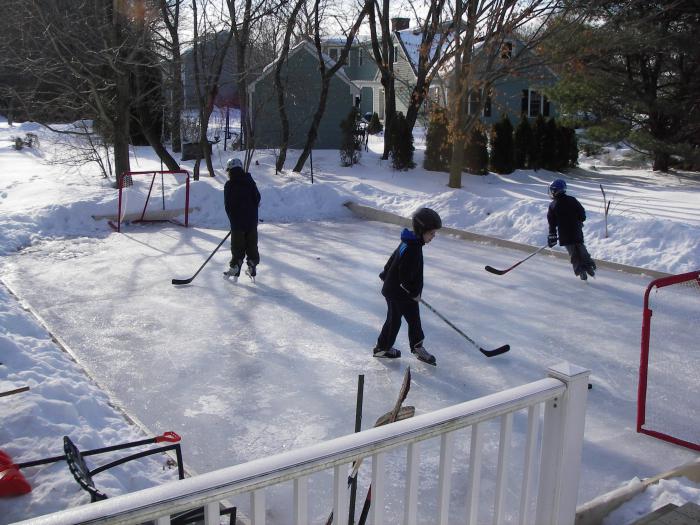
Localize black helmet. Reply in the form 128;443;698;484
412;207;442;236
549;178;567;197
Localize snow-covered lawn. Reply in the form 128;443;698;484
1;116;698;523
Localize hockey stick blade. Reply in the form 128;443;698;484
479;344;510;357
171;278;193;285
484;245;548;276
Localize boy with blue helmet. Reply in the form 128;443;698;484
547;179;596;280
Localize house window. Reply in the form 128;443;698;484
468;90;491;117
329;48;338;61
500;42;513;60
529;90;541;117
484;95;492;117
468;91;480;115
393;45;399;63
523;89;550;118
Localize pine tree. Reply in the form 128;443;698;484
464;124;489;175
424;107;451;172
367;112;383;134
389;112;415;170
489;114;515;174
339;107;361;167
531;114;547;171
541;118;558;171
514;115;533;169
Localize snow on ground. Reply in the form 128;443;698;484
0;115;699;524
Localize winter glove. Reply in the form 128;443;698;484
547;233;558;248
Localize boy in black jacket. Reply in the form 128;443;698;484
374;208;442;365
224;158;261;282
547;178;596;280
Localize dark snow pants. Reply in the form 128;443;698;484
377;297;425;351
565;243;595;276
229;228;260;272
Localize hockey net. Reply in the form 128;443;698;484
109;170;191;232
637;270;700;451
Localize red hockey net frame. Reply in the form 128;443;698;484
115;170;190;232
637;270;700;451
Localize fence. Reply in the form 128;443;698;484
13;362;590;525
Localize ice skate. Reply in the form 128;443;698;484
373;347;401;359
223;264;240;282
411;345;436;366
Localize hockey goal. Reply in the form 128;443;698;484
637;270;700;451
104;170;192;232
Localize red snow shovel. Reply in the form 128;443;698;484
0;431;181;498
0;451;31;497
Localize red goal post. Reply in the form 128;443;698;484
114;170;191;232
637;270;700;451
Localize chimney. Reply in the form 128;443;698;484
391;17;410;31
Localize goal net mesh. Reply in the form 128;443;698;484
638;271;699;451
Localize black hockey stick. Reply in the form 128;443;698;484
420;299;509;357
171;231;231;285
484;245;548;276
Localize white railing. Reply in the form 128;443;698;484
13;362;590;525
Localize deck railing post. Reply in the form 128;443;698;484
535;362;590;525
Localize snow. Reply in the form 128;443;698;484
1;114;699;524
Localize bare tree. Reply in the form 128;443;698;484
158;0;186;153
446;0;583;188
291;0;368;173
273;0;306;171
366;0;397;160
0;0;180;184
191;0;235;179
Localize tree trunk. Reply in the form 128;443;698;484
171;46;184;153
292;80;330;172
652;151;670;171
112;0;131;186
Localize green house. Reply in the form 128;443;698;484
443;37;559;126
249;41;360;149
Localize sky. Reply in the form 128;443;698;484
0;115;699;524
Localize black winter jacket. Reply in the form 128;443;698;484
380;228;424;300
547;194;586;245
224;167;261;231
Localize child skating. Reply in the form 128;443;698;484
374;207;442;365
547;178;596;280
223;158;261;282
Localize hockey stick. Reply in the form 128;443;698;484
171;231;231;285
420;299;509;357
326;368;413;525
484;244;548;275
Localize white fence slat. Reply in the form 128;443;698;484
203;502;219;525
293;476;308;525
437;431;456;525
250;490;265;525
493;413;513;525
370;452;387;525
465;423;484;524
333;465;349;525
519;404;541;525
404;442;420;525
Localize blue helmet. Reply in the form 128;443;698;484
549;179;567;197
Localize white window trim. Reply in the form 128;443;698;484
528;89;546;118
